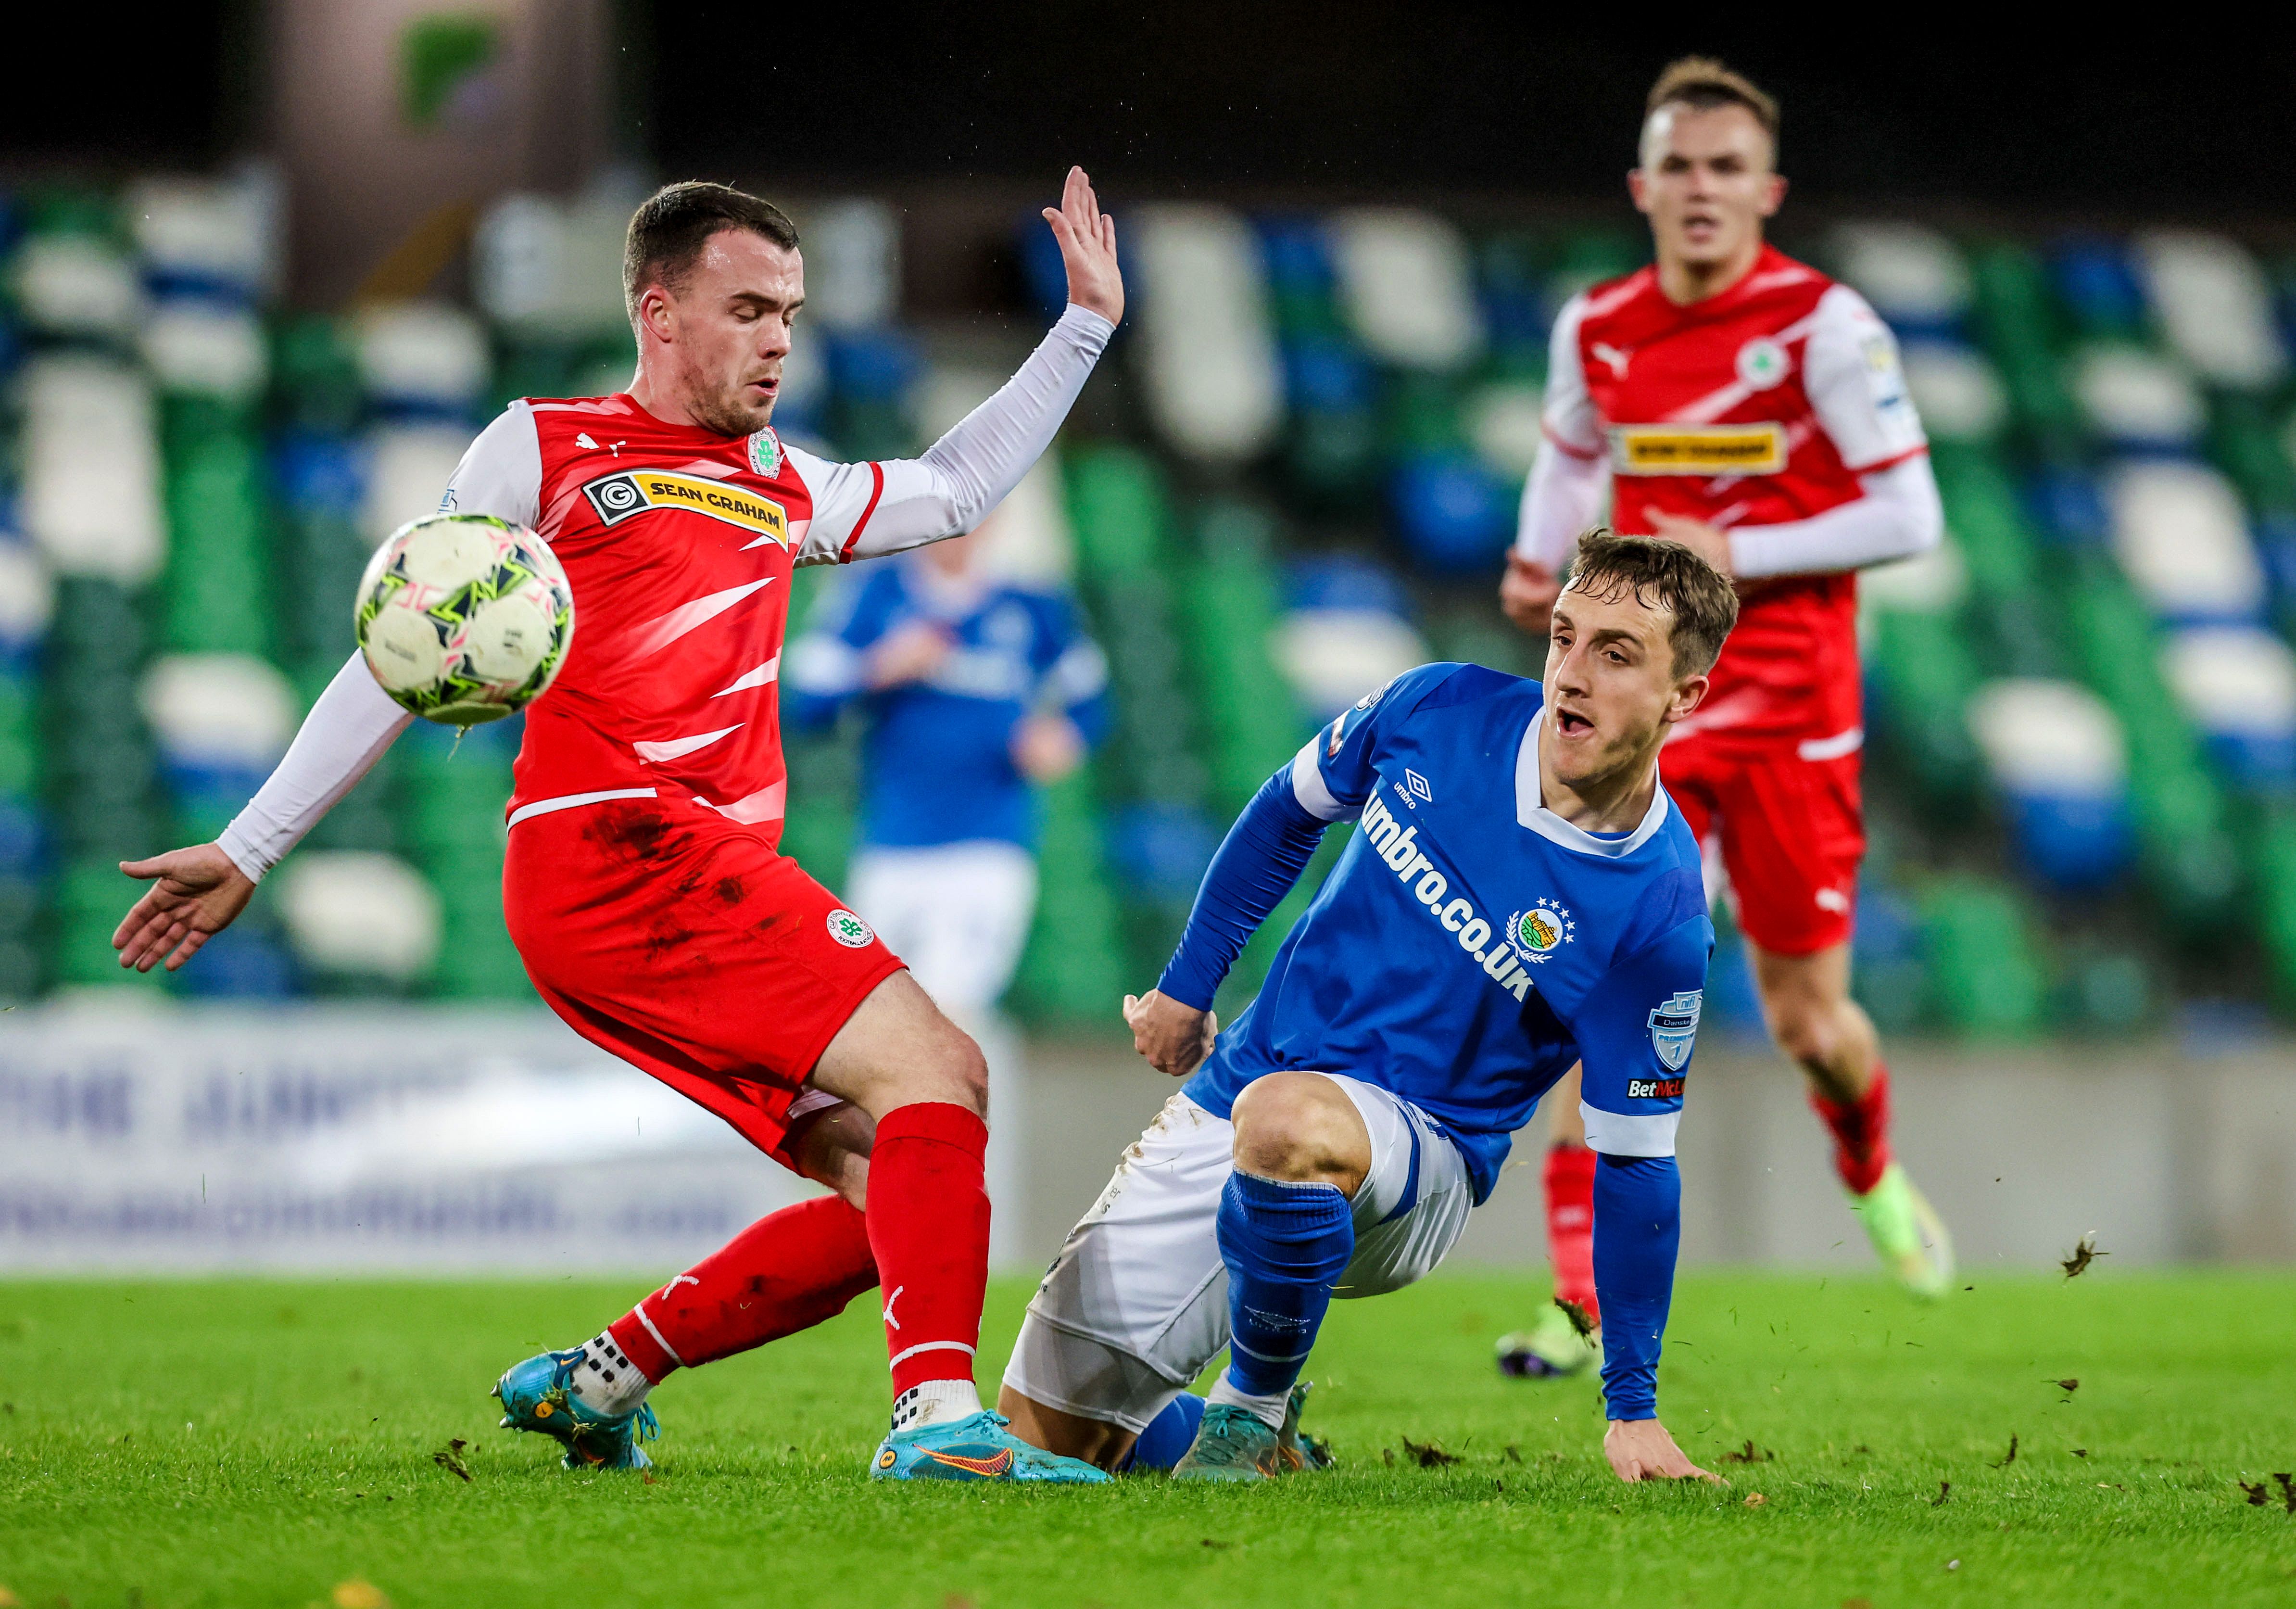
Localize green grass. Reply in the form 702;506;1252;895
2;1271;2293;1607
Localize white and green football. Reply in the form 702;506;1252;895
355;513;575;726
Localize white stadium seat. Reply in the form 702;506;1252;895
20;358;166;585
127;172;282;300
1330;208;1486;371
1900;341;2007;442
1860;529;1969;616
1968;677;2127;796
1464;380;1547;478
1272;607;1431;722
971;457;1076;586
357;302;490;413
2135;231;2289;391
2071;344;2205;450
798;198;901;330
0;542;53;651
13;235;143;341
2160;625;2296;779
474;192;633;336
2107;460;2265;621
1829;222;1972;329
362;424;476;544
1131;205;1284;463
141;304;270;403
277;851;443;984
139;653;299;771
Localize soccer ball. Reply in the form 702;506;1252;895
355;514;575;726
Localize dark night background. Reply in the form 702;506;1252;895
8;4;2295;218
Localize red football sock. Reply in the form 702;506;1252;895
1543;1142;1600;1326
1811;1065;1893;1197
865;1102;991;1395
607;1195;879;1381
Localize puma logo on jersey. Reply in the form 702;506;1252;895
576;433;626;456
1591;342;1633;378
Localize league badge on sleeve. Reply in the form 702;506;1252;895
1647;990;1703;1071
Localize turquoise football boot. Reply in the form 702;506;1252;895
492;1348;661;1471
1280;1381;1334;1472
870;1411;1110;1483
1172;1403;1287;1482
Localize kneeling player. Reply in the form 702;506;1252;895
997;533;1735;1482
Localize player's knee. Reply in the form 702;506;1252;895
924;1029;991;1118
1764;994;1838;1069
1230;1072;1364;1186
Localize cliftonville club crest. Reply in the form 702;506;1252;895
1508;900;1576;964
747;426;784;478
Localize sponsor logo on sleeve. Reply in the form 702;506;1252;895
1648;989;1703;1071
1609;423;1787;476
1627;1076;1687;1099
580;469;790;546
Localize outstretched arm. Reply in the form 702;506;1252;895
795;167;1124;567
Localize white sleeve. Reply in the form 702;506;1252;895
1801;284;1927;473
1512;293;1609;568
215;653;415;882
442;400;544;527
1726;454;1944;578
790;304;1115;566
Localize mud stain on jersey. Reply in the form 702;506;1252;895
585;806;679;864
714;877;745;907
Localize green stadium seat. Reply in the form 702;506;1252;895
1919;878;2045;1037
1008;769;1127;1026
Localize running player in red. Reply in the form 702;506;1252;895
110;170;1125;1483
1497;60;1952;1376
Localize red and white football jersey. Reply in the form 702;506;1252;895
444;396;893;842
1543;245;1927;750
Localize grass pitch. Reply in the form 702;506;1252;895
2;1270;2292;1607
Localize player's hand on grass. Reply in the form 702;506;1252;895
114;844;256;973
1044;166;1123;327
1603;1417;1720;1483
1644;510;1736;578
1499;554;1563;635
1123;989;1217;1078
864;621;955;689
1011;712;1085;783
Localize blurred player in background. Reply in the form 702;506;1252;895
785;505;1109;1262
1498;58;1951;1377
112;169;1124;1484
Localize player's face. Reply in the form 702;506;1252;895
643;229;805;437
1629;103;1784;274
1543;582;1707;785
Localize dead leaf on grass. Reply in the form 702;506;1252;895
1554;1297;1595;1340
2061;1235;2107;1279
1721;1440;1774;1465
2240;1479;2271;1507
332;1583;391;1609
2277;1472;2296;1514
1992;1433;2019;1469
2071;1448;2088;1458
1743;1493;1766;1508
431;1439;472;1483
1503;1444;1522;1463
1930;1480;1951;1506
2046;1378;2080;1396
1400;1437;1461;1468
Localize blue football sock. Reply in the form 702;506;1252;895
1121;1391;1208;1472
1216;1169;1354;1406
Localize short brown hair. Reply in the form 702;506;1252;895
1566;529;1740;677
1645;56;1779;148
623;181;801;320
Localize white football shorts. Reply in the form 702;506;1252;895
845;840;1039;1013
1001;1077;1476;1433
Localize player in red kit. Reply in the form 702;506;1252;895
111;171;1126;1483
1497;60;1952;1375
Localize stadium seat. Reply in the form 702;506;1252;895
803;199;902;330
1918;877;2047;1036
0;541;55;671
1899;340;2007;443
2160;624;2296;785
20;357;166;585
1970;245;2083;451
2105;460;2267;622
2135;231;2289;391
473;192;631;335
361;424;476;544
355;303;489;418
1388;450;1513;573
1184;502;1305;811
2070;344;2206;452
1130;206;1284;463
275;850;442;986
140;304;268;405
1328;209;1486;371
1967;677;2134;891
2048;238;2148;340
140;652;297;842
1009;770;1128;1023
13;233;142;342
1829;222;1972;335
1271;602;1429;722
1463;380;1545;479
126;173;280;304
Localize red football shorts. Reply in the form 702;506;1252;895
1661;733;1866;957
502;795;905;1168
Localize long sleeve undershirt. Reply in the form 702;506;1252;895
214;304;1114;884
1593;1153;1681;1420
1156;766;1328;1011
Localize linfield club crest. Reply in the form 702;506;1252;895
1648;989;1703;1071
1508;899;1576;963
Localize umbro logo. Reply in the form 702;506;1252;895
1405;770;1433;802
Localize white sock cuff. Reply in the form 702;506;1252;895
891;1377;984;1432
1206;1371;1288;1431
571;1330;654;1418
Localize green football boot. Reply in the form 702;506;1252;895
1853;1162;1954;1299
1279;1381;1333;1472
1173;1403;1288;1482
1496;1302;1601;1379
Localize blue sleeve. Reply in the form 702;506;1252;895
782;573;894;733
1034;593;1111;748
1155;766;1328;1011
1562;915;1711;1421
1297;662;1463;821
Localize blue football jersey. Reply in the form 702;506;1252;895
783;562;1109;849
1181;662;1713;1202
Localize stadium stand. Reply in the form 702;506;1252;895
4;178;2295;1040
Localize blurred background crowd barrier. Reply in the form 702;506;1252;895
1;2;2293;1271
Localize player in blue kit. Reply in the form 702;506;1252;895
996;532;1738;1482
